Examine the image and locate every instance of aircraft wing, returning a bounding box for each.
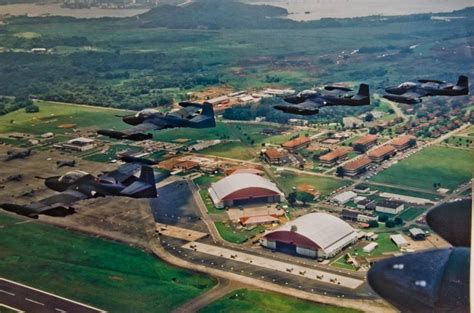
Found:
[97,121,161,141]
[274,98,325,115]
[383,90,425,104]
[0,190,89,218]
[100,163,142,185]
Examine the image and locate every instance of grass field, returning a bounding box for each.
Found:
[443,135,473,149]
[214,222,264,244]
[0,213,216,312]
[200,141,255,160]
[275,171,348,197]
[199,288,362,313]
[397,207,426,221]
[83,144,143,163]
[367,184,440,201]
[0,101,128,135]
[370,145,474,191]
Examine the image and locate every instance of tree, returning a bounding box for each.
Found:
[353,143,366,153]
[369,127,378,135]
[368,220,379,228]
[24,104,39,113]
[394,217,403,225]
[287,192,297,205]
[296,192,314,205]
[378,215,389,222]
[335,166,345,177]
[385,220,395,228]
[365,112,374,122]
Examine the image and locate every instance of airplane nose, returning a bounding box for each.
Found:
[368,249,453,312]
[123,115,142,125]
[45,177,65,192]
[283,96,304,104]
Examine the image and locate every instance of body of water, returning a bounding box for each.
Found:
[0,3,148,19]
[247,0,473,20]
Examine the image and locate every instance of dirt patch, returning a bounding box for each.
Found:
[296,184,320,197]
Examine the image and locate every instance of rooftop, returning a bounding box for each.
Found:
[376,199,404,209]
[392,134,416,146]
[320,147,352,161]
[264,148,286,159]
[367,145,396,158]
[354,134,378,146]
[343,155,372,171]
[282,136,311,149]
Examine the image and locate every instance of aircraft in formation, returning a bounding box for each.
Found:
[368,198,470,313]
[274,83,371,115]
[3,148,33,161]
[0,164,166,219]
[98,101,215,141]
[383,75,469,104]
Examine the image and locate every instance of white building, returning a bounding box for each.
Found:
[332,191,357,205]
[62,137,95,152]
[375,200,405,214]
[390,234,409,247]
[363,242,378,253]
[261,213,359,259]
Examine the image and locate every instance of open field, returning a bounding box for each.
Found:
[200,141,255,160]
[83,144,143,163]
[275,171,349,196]
[397,207,426,221]
[214,222,264,244]
[199,288,362,313]
[0,213,216,312]
[345,232,400,258]
[370,145,474,191]
[0,101,127,135]
[366,184,440,201]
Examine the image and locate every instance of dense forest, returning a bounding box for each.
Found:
[0,0,472,114]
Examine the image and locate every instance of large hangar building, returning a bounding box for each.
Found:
[261,213,358,258]
[208,173,284,208]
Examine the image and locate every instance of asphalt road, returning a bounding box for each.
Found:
[0,278,104,313]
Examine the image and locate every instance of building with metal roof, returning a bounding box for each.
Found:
[390,234,409,247]
[208,173,284,208]
[261,213,359,258]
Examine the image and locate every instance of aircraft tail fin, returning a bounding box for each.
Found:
[357,83,370,97]
[202,102,214,116]
[138,166,156,186]
[457,75,468,88]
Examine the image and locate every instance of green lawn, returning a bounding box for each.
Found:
[345,232,399,258]
[0,100,128,135]
[0,213,216,312]
[199,189,221,214]
[370,145,474,191]
[443,135,473,149]
[367,184,440,201]
[397,207,426,221]
[199,289,362,313]
[214,222,264,244]
[200,141,255,160]
[275,171,349,197]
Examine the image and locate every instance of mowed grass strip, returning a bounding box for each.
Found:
[370,145,474,191]
[0,100,129,135]
[214,222,263,244]
[0,213,216,312]
[199,288,362,313]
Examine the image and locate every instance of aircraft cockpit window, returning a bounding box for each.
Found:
[398,82,417,88]
[298,90,318,97]
[135,109,159,119]
[58,171,88,183]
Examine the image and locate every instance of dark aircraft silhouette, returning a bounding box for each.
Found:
[274,83,370,115]
[0,164,161,218]
[97,102,216,141]
[56,160,76,168]
[368,198,471,313]
[4,148,33,161]
[383,75,469,104]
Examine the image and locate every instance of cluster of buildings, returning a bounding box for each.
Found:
[337,134,416,176]
[62,0,158,9]
[261,135,311,168]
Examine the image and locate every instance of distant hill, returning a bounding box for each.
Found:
[139,0,297,29]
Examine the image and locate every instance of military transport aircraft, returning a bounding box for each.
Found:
[97,101,216,141]
[4,148,33,161]
[383,75,469,104]
[0,164,163,219]
[368,198,471,313]
[273,83,370,115]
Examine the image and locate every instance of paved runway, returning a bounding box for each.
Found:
[0,278,105,313]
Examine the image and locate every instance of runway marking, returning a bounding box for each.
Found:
[0,303,24,313]
[55,308,68,313]
[0,278,106,312]
[182,242,364,289]
[0,289,15,296]
[25,298,45,306]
